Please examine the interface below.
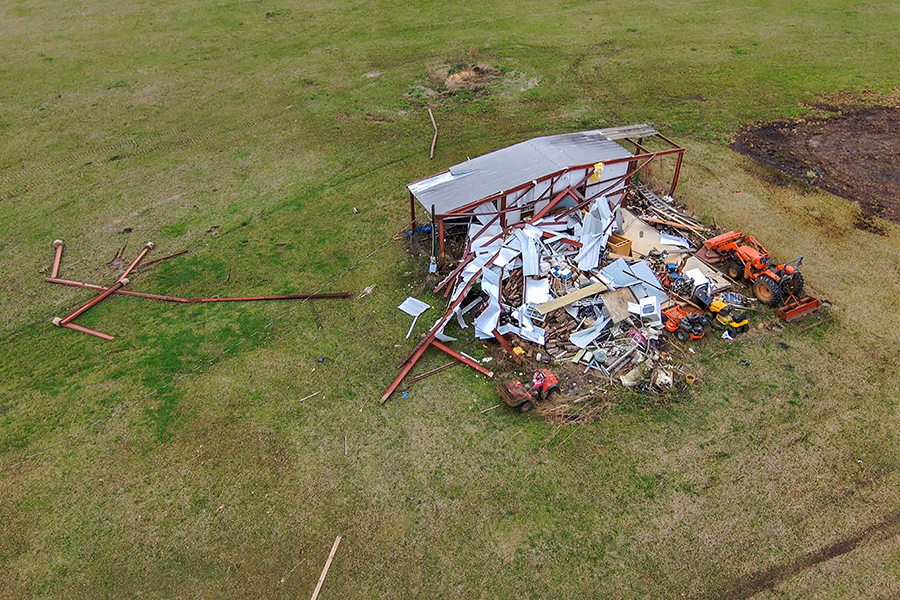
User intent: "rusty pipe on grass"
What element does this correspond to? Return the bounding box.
[52,317,114,341]
[194,292,351,302]
[59,278,128,325]
[50,240,64,278]
[117,242,154,281]
[45,278,349,303]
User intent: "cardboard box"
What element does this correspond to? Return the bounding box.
[607,234,632,257]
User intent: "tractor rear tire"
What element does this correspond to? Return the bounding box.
[726,261,743,280]
[516,400,534,413]
[790,272,804,297]
[753,275,783,306]
[676,329,688,342]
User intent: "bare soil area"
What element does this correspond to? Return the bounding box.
[732,107,900,228]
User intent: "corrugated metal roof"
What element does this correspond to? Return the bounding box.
[408,130,632,215]
[598,124,658,140]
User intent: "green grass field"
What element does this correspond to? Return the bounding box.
[2,1,900,597]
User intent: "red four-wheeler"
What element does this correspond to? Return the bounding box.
[496,369,560,413]
[701,231,804,306]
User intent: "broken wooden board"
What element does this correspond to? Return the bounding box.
[602,287,637,323]
[621,209,689,257]
[536,282,607,314]
[682,256,731,293]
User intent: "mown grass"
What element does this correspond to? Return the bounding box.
[2,0,900,598]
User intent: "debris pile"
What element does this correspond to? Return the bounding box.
[386,183,820,410]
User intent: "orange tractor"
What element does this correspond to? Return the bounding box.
[700,231,805,306]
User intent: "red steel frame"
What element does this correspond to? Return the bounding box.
[408,133,685,259]
[47,243,351,341]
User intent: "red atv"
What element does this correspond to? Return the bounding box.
[496,369,560,413]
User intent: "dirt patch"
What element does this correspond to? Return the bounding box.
[732,106,900,227]
[426,61,499,94]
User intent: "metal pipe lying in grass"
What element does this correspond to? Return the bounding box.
[45,278,350,303]
[58,279,128,326]
[52,318,114,341]
[50,240,64,278]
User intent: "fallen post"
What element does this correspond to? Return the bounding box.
[45,277,349,303]
[52,318,114,341]
[50,240,64,278]
[117,242,154,281]
[309,536,342,600]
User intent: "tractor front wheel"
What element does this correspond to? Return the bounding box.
[753,275,783,306]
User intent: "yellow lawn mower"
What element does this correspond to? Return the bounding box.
[708,300,749,335]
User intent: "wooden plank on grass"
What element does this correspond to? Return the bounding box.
[310,536,342,600]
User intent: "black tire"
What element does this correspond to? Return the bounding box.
[753,275,783,306]
[726,261,743,280]
[739,324,749,334]
[543,385,560,401]
[676,329,688,342]
[710,317,725,330]
[790,272,804,297]
[516,401,533,413]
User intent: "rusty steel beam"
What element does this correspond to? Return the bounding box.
[431,340,494,378]
[52,318,115,341]
[194,293,350,302]
[117,242,155,282]
[50,240,64,278]
[58,279,128,326]
[45,277,349,303]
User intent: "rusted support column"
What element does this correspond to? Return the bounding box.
[431,340,494,377]
[382,341,430,403]
[669,150,684,197]
[50,240,64,278]
[438,218,445,259]
[493,329,516,356]
[52,318,115,341]
[409,191,416,233]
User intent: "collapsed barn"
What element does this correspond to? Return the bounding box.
[384,126,817,406]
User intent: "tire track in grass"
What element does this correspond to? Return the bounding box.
[707,510,900,600]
